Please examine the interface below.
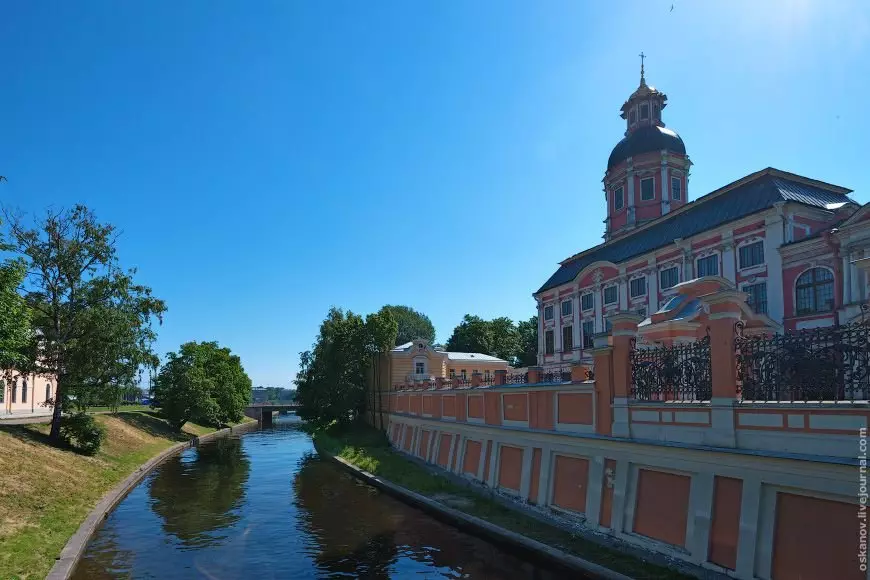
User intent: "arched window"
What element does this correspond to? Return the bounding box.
[795,268,835,315]
[0,380,4,404]
[22,380,27,403]
[46,383,52,402]
[11,380,17,403]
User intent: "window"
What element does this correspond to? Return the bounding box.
[603,285,618,305]
[640,102,649,120]
[0,380,4,403]
[614,186,624,211]
[660,266,680,290]
[461,369,467,379]
[11,381,16,403]
[415,362,425,375]
[640,177,654,201]
[696,254,719,277]
[795,268,835,315]
[449,369,455,378]
[484,370,491,380]
[629,109,637,124]
[605,318,613,332]
[743,283,768,315]
[562,325,574,352]
[46,383,51,402]
[561,300,572,317]
[544,305,554,320]
[581,293,594,311]
[629,276,646,298]
[545,330,555,355]
[22,381,27,403]
[671,176,682,201]
[738,241,764,269]
[582,320,595,349]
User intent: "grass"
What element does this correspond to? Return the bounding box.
[85,404,152,414]
[0,409,251,579]
[315,424,692,580]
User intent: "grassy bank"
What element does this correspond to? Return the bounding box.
[0,410,253,579]
[315,424,691,580]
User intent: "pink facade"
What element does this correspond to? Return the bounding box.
[1,372,56,416]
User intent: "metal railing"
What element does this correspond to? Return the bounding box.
[540,368,572,384]
[630,335,712,401]
[505,372,529,385]
[735,318,870,403]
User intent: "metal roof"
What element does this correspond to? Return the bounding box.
[537,169,855,295]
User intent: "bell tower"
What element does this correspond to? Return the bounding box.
[603,55,692,241]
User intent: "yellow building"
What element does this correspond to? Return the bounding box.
[389,339,509,388]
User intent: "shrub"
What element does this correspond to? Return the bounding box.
[60,413,107,455]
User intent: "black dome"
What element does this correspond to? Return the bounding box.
[607,125,685,170]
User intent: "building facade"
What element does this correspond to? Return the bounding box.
[389,340,509,387]
[534,66,870,370]
[1,372,56,416]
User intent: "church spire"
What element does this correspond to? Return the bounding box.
[639,51,646,87]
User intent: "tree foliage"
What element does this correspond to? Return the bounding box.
[295,307,397,429]
[0,258,32,371]
[445,314,520,363]
[4,205,166,443]
[154,341,252,430]
[515,315,538,368]
[381,305,434,345]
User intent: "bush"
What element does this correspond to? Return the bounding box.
[60,413,107,455]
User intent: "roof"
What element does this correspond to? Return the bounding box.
[536,168,855,295]
[608,125,685,170]
[391,341,506,363]
[445,352,506,363]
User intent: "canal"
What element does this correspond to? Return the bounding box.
[72,415,565,579]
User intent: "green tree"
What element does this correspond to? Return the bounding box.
[295,307,374,428]
[365,308,398,428]
[4,205,166,443]
[515,315,538,368]
[444,315,520,363]
[0,258,32,370]
[381,305,434,345]
[154,341,252,430]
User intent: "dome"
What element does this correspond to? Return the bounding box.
[607,125,685,170]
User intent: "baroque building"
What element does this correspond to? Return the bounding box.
[534,62,870,369]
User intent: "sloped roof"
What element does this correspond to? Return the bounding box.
[444,352,506,362]
[537,168,855,295]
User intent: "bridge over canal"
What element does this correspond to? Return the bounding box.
[244,403,299,426]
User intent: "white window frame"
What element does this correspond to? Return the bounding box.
[544,329,555,355]
[639,177,655,201]
[561,299,572,317]
[695,253,720,277]
[737,238,765,271]
[614,186,625,211]
[544,304,554,320]
[562,324,574,352]
[659,265,680,290]
[629,275,647,299]
[581,319,595,349]
[580,292,594,312]
[671,176,682,201]
[603,284,618,305]
[741,280,769,315]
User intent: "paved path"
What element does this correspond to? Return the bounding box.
[0,412,54,425]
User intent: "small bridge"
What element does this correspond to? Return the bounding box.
[244,403,299,426]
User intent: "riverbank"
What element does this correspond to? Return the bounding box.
[0,410,254,579]
[314,424,692,580]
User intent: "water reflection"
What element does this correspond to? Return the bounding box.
[73,417,566,579]
[149,436,251,548]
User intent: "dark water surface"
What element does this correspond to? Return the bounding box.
[72,416,565,579]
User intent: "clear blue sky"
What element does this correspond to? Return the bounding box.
[2,1,868,387]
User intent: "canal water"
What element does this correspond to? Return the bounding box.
[72,415,565,579]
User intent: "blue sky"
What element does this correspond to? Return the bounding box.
[2,1,868,387]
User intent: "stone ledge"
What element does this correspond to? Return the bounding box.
[322,450,631,580]
[46,420,259,580]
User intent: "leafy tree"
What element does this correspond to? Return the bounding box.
[380,305,434,345]
[444,315,520,363]
[295,307,381,428]
[515,315,538,368]
[365,308,398,428]
[4,205,166,443]
[154,341,252,430]
[0,258,32,370]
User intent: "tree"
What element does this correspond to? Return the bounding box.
[380,305,434,345]
[294,307,383,428]
[444,315,520,363]
[154,341,252,430]
[0,258,32,371]
[515,315,538,368]
[4,205,166,443]
[365,308,398,429]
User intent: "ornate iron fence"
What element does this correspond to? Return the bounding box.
[630,336,712,401]
[505,372,528,385]
[480,376,495,387]
[735,319,870,402]
[541,368,572,384]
